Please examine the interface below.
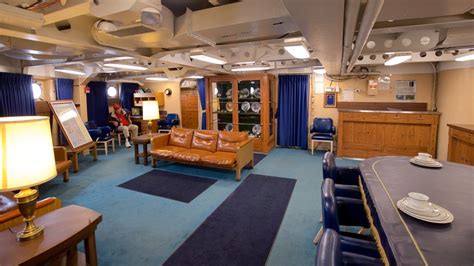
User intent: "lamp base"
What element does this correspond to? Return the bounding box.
[147,120,152,137]
[14,188,43,241]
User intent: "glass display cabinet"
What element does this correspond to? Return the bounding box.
[206,74,276,153]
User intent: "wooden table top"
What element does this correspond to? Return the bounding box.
[132,133,162,144]
[0,205,102,265]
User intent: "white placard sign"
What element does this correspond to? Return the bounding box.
[395,80,416,101]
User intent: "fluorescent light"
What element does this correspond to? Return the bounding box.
[235,61,256,65]
[104,63,148,70]
[284,44,310,59]
[455,51,474,62]
[54,69,85,76]
[313,68,326,74]
[384,55,412,66]
[186,75,204,79]
[231,65,271,72]
[104,56,134,62]
[190,53,226,65]
[146,77,168,81]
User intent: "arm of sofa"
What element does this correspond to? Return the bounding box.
[151,134,170,150]
[235,139,254,168]
[54,146,68,162]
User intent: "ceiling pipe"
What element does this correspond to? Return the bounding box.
[340,0,361,75]
[346,0,384,73]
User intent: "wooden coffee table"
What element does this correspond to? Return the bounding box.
[132,133,162,166]
[0,205,102,266]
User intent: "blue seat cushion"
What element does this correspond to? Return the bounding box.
[312,134,334,141]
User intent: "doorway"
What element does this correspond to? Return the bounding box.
[180,88,199,129]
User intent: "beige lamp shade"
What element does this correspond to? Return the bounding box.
[142,100,160,120]
[0,116,57,191]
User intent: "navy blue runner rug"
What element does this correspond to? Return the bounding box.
[164,174,296,266]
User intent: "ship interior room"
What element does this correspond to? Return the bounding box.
[0,0,473,265]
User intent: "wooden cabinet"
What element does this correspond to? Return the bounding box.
[133,92,164,107]
[447,124,474,166]
[337,110,440,158]
[205,74,276,153]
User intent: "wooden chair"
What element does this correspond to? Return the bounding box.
[0,192,62,232]
[54,146,72,182]
[96,138,115,156]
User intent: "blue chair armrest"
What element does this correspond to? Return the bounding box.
[334,167,361,186]
[340,236,380,258]
[335,184,362,199]
[331,126,336,135]
[337,197,370,228]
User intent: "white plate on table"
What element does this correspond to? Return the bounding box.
[397,199,454,224]
[409,157,443,168]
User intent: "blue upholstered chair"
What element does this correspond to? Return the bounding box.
[158,113,180,133]
[316,229,383,266]
[323,151,360,186]
[85,121,114,156]
[310,118,336,155]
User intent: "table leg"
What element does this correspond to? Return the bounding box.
[84,232,98,266]
[134,143,139,164]
[92,144,98,161]
[72,153,79,173]
[143,143,148,166]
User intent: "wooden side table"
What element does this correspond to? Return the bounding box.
[132,133,161,166]
[0,205,102,266]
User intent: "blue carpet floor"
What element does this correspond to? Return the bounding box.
[40,147,358,266]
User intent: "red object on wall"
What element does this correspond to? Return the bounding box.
[84,86,90,94]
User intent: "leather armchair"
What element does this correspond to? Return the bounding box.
[158,113,180,131]
[310,118,336,154]
[323,151,361,199]
[85,121,112,141]
[316,229,384,266]
[54,146,72,182]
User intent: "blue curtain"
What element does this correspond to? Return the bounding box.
[56,78,74,100]
[0,72,36,117]
[87,81,108,126]
[197,78,206,129]
[277,75,309,149]
[120,83,138,111]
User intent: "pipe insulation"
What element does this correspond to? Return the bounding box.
[346,0,384,73]
[341,0,361,75]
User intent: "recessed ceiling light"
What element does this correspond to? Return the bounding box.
[104,56,134,62]
[384,55,412,66]
[231,64,271,72]
[190,52,226,65]
[54,69,86,76]
[455,51,474,62]
[313,68,326,74]
[104,63,148,70]
[146,77,168,81]
[186,75,204,79]
[284,44,310,59]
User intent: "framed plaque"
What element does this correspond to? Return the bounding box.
[324,92,337,108]
[49,100,93,151]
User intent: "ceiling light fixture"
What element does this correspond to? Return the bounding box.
[284,37,310,59]
[54,69,86,76]
[231,64,271,72]
[455,51,474,62]
[104,56,134,62]
[190,52,226,65]
[313,68,326,74]
[146,77,168,81]
[384,55,412,66]
[186,75,204,79]
[104,63,148,71]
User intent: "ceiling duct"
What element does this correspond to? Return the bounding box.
[0,3,44,29]
[91,0,174,50]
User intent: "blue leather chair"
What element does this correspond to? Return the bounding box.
[316,229,383,266]
[323,151,360,186]
[158,113,180,132]
[310,118,336,155]
[85,121,112,141]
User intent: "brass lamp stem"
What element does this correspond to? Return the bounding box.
[148,120,152,137]
[14,188,43,241]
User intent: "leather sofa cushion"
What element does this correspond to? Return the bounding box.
[173,149,213,163]
[169,128,194,148]
[200,151,236,167]
[217,131,249,152]
[192,130,218,152]
[151,146,187,158]
[55,160,72,173]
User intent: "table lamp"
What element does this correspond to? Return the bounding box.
[142,100,160,137]
[0,116,57,241]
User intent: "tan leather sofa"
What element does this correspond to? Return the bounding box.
[150,128,254,181]
[54,146,72,182]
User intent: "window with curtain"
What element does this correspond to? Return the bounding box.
[277,74,309,149]
[86,81,108,126]
[197,78,206,129]
[56,78,74,100]
[0,72,36,117]
[120,83,138,111]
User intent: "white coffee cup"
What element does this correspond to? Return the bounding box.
[406,192,430,210]
[417,152,432,161]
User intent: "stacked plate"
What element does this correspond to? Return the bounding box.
[397,193,454,224]
[409,156,443,168]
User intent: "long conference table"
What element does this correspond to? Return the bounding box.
[359,156,473,266]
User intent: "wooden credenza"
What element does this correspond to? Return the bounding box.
[447,124,474,165]
[337,110,440,159]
